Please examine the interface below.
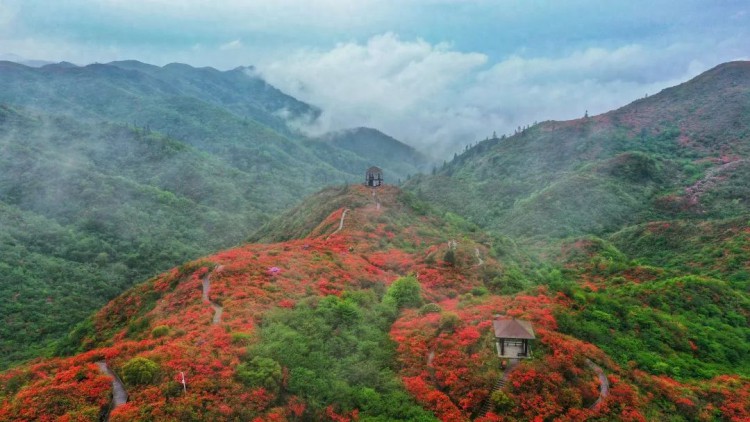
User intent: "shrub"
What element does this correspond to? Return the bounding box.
[490,390,513,412]
[235,357,283,394]
[121,357,160,386]
[150,325,170,338]
[384,275,423,309]
[126,317,151,338]
[230,332,253,345]
[471,286,489,296]
[439,312,461,333]
[443,249,457,266]
[419,303,442,315]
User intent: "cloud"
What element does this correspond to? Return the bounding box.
[259,33,748,159]
[220,39,243,51]
[10,0,391,38]
[258,33,487,154]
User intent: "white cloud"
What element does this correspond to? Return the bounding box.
[463,45,695,127]
[259,33,487,156]
[220,39,243,51]
[259,34,739,158]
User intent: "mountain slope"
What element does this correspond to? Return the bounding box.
[312,127,431,181]
[0,105,270,367]
[0,60,431,368]
[406,61,750,238]
[0,60,425,189]
[0,59,318,135]
[1,185,747,421]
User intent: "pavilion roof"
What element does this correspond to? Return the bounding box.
[492,318,536,339]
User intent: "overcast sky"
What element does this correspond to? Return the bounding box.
[2,1,749,157]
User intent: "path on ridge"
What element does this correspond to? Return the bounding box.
[96,361,127,420]
[474,247,484,266]
[585,359,609,410]
[327,208,350,239]
[372,190,381,210]
[202,266,223,324]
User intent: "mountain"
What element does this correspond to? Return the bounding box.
[0,59,317,135]
[0,60,430,368]
[2,59,749,420]
[406,61,750,239]
[0,185,747,421]
[312,127,431,182]
[0,60,426,186]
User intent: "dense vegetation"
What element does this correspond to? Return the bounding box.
[406,61,750,238]
[1,185,748,420]
[247,287,436,421]
[558,275,750,379]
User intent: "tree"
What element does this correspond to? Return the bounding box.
[490,390,514,412]
[384,275,423,309]
[121,357,159,386]
[236,357,283,394]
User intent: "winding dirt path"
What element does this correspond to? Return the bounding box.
[96,361,127,419]
[327,208,350,239]
[474,247,484,266]
[202,266,224,325]
[372,190,381,210]
[425,349,438,387]
[585,359,609,410]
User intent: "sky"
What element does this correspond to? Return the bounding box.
[1,0,749,157]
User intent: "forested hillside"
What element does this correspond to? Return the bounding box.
[1,185,747,421]
[399,61,750,419]
[0,61,429,368]
[407,61,750,238]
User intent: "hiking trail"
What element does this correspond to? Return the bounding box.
[202,265,224,324]
[477,359,520,418]
[586,359,609,410]
[96,361,127,421]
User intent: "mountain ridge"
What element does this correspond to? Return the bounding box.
[406,60,750,238]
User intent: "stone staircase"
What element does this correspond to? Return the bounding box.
[478,376,508,416]
[476,360,519,418]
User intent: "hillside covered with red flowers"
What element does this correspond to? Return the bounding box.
[1,185,748,421]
